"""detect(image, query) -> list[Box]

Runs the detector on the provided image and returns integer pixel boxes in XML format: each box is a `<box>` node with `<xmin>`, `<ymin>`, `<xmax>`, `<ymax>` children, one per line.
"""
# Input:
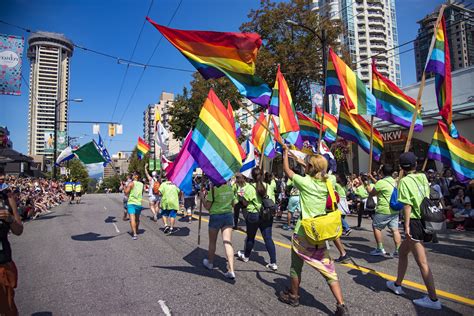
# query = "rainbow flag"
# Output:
<box><xmin>137</xmin><ymin>137</ymin><xmax>150</xmax><ymax>160</ymax></box>
<box><xmin>296</xmin><ymin>111</ymin><xmax>325</xmax><ymax>145</ymax></box>
<box><xmin>326</xmin><ymin>48</ymin><xmax>376</xmax><ymax>116</ymax></box>
<box><xmin>338</xmin><ymin>100</ymin><xmax>383</xmax><ymax>161</ymax></box>
<box><xmin>372</xmin><ymin>62</ymin><xmax>422</xmax><ymax>131</ymax></box>
<box><xmin>147</xmin><ymin>17</ymin><xmax>271</xmax><ymax>106</ymax></box>
<box><xmin>425</xmin><ymin>16</ymin><xmax>458</xmax><ymax>138</ymax></box>
<box><xmin>315</xmin><ymin>107</ymin><xmax>338</xmax><ymax>143</ymax></box>
<box><xmin>227</xmin><ymin>101</ymin><xmax>241</xmax><ymax>138</ymax></box>
<box><xmin>427</xmin><ymin>121</ymin><xmax>473</xmax><ymax>183</ymax></box>
<box><xmin>166</xmin><ymin>130</ymin><xmax>198</xmax><ymax>195</ymax></box>
<box><xmin>251</xmin><ymin>112</ymin><xmax>276</xmax><ymax>158</ymax></box>
<box><xmin>188</xmin><ymin>89</ymin><xmax>242</xmax><ymax>185</ymax></box>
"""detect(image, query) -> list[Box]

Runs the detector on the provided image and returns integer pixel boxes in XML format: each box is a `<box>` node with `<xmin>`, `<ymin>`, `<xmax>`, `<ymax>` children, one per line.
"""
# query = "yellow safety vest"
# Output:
<box><xmin>65</xmin><ymin>183</ymin><xmax>73</xmax><ymax>192</ymax></box>
<box><xmin>75</xmin><ymin>184</ymin><xmax>82</xmax><ymax>192</ymax></box>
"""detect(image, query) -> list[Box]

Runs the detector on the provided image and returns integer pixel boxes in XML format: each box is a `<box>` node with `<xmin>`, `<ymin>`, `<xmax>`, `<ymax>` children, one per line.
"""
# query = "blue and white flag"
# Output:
<box><xmin>97</xmin><ymin>134</ymin><xmax>112</xmax><ymax>166</ymax></box>
<box><xmin>240</xmin><ymin>139</ymin><xmax>256</xmax><ymax>178</ymax></box>
<box><xmin>55</xmin><ymin>146</ymin><xmax>76</xmax><ymax>165</ymax></box>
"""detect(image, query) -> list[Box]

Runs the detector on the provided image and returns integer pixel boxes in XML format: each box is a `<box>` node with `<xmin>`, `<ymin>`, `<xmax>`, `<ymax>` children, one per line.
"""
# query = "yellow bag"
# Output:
<box><xmin>301</xmin><ymin>179</ymin><xmax>343</xmax><ymax>244</ymax></box>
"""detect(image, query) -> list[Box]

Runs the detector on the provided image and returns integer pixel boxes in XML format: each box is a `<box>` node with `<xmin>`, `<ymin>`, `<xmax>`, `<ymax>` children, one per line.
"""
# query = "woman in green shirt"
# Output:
<box><xmin>279</xmin><ymin>146</ymin><xmax>348</xmax><ymax>315</ymax></box>
<box><xmin>200</xmin><ymin>182</ymin><xmax>236</xmax><ymax>280</ymax></box>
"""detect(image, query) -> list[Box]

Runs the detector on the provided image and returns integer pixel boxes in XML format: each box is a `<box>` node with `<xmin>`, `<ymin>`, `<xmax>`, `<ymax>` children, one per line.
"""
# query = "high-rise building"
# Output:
<box><xmin>312</xmin><ymin>0</ymin><xmax>401</xmax><ymax>86</ymax></box>
<box><xmin>27</xmin><ymin>32</ymin><xmax>73</xmax><ymax>164</ymax></box>
<box><xmin>103</xmin><ymin>151</ymin><xmax>130</xmax><ymax>178</ymax></box>
<box><xmin>414</xmin><ymin>1</ymin><xmax>474</xmax><ymax>82</ymax></box>
<box><xmin>143</xmin><ymin>92</ymin><xmax>180</xmax><ymax>158</ymax></box>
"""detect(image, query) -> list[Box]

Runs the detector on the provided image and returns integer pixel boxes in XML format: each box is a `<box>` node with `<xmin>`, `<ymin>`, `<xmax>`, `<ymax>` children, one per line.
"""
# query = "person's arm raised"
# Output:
<box><xmin>282</xmin><ymin>145</ymin><xmax>295</xmax><ymax>179</ymax></box>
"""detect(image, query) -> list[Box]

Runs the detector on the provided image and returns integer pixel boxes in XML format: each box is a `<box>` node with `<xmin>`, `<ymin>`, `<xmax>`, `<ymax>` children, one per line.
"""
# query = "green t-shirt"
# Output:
<box><xmin>206</xmin><ymin>184</ymin><xmax>234</xmax><ymax>215</ymax></box>
<box><xmin>292</xmin><ymin>174</ymin><xmax>336</xmax><ymax>236</ymax></box>
<box><xmin>243</xmin><ymin>183</ymin><xmax>262</xmax><ymax>213</ymax></box>
<box><xmin>334</xmin><ymin>183</ymin><xmax>346</xmax><ymax>198</ymax></box>
<box><xmin>233</xmin><ymin>182</ymin><xmax>249</xmax><ymax>204</ymax></box>
<box><xmin>354</xmin><ymin>184</ymin><xmax>371</xmax><ymax>199</ymax></box>
<box><xmin>266</xmin><ymin>179</ymin><xmax>277</xmax><ymax>203</ymax></box>
<box><xmin>374</xmin><ymin>176</ymin><xmax>397</xmax><ymax>215</ymax></box>
<box><xmin>398</xmin><ymin>173</ymin><xmax>430</xmax><ymax>219</ymax></box>
<box><xmin>286</xmin><ymin>178</ymin><xmax>300</xmax><ymax>196</ymax></box>
<box><xmin>159</xmin><ymin>181</ymin><xmax>180</xmax><ymax>211</ymax></box>
<box><xmin>128</xmin><ymin>181</ymin><xmax>143</xmax><ymax>206</ymax></box>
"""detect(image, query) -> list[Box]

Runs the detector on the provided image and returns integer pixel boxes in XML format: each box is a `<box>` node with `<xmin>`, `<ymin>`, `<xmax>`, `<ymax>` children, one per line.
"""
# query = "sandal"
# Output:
<box><xmin>278</xmin><ymin>288</ymin><xmax>300</xmax><ymax>307</ymax></box>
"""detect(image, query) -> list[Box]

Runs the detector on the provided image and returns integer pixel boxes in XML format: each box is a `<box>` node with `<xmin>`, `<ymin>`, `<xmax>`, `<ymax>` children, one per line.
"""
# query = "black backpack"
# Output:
<box><xmin>260</xmin><ymin>196</ymin><xmax>277</xmax><ymax>222</ymax></box>
<box><xmin>410</xmin><ymin>177</ymin><xmax>445</xmax><ymax>233</ymax></box>
<box><xmin>429</xmin><ymin>185</ymin><xmax>442</xmax><ymax>201</ymax></box>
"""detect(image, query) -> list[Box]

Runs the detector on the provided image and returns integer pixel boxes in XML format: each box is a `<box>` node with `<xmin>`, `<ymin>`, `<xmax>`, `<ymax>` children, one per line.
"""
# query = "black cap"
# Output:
<box><xmin>399</xmin><ymin>152</ymin><xmax>417</xmax><ymax>169</ymax></box>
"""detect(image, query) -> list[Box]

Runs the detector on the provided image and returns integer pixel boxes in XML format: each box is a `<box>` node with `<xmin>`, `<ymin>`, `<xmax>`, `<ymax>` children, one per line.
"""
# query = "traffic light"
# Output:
<box><xmin>108</xmin><ymin>124</ymin><xmax>115</xmax><ymax>137</ymax></box>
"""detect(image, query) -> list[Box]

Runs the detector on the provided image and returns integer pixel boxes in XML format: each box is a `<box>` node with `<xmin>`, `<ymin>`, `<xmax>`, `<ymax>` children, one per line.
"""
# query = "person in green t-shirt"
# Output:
<box><xmin>236</xmin><ymin>168</ymin><xmax>277</xmax><ymax>272</ymax></box>
<box><xmin>278</xmin><ymin>145</ymin><xmax>348</xmax><ymax>315</ymax></box>
<box><xmin>264</xmin><ymin>172</ymin><xmax>277</xmax><ymax>203</ymax></box>
<box><xmin>366</xmin><ymin>165</ymin><xmax>401</xmax><ymax>257</ymax></box>
<box><xmin>159</xmin><ymin>178</ymin><xmax>181</xmax><ymax>235</ymax></box>
<box><xmin>232</xmin><ymin>173</ymin><xmax>248</xmax><ymax>229</ymax></box>
<box><xmin>386</xmin><ymin>152</ymin><xmax>441</xmax><ymax>310</ymax></box>
<box><xmin>200</xmin><ymin>182</ymin><xmax>236</xmax><ymax>280</ymax></box>
<box><xmin>353</xmin><ymin>176</ymin><xmax>374</xmax><ymax>228</ymax></box>
<box><xmin>124</xmin><ymin>173</ymin><xmax>144</xmax><ymax>240</ymax></box>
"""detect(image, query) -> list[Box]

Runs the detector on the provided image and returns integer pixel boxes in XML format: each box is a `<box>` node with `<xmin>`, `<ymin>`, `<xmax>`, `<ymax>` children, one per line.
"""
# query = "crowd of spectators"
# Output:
<box><xmin>1</xmin><ymin>175</ymin><xmax>67</xmax><ymax>220</ymax></box>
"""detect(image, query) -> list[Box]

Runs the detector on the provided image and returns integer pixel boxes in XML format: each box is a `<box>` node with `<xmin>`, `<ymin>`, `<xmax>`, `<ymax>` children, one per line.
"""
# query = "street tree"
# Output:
<box><xmin>127</xmin><ymin>146</ymin><xmax>147</xmax><ymax>179</ymax></box>
<box><xmin>67</xmin><ymin>159</ymin><xmax>89</xmax><ymax>192</ymax></box>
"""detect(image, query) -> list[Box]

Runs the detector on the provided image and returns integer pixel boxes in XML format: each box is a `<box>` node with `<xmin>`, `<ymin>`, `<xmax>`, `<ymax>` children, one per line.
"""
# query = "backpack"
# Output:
<box><xmin>152</xmin><ymin>180</ymin><xmax>160</xmax><ymax>195</ymax></box>
<box><xmin>429</xmin><ymin>185</ymin><xmax>442</xmax><ymax>201</ymax></box>
<box><xmin>381</xmin><ymin>179</ymin><xmax>404</xmax><ymax>211</ymax></box>
<box><xmin>365</xmin><ymin>195</ymin><xmax>376</xmax><ymax>210</ymax></box>
<box><xmin>251</xmin><ymin>184</ymin><xmax>276</xmax><ymax>222</ymax></box>
<box><xmin>410</xmin><ymin>176</ymin><xmax>445</xmax><ymax>233</ymax></box>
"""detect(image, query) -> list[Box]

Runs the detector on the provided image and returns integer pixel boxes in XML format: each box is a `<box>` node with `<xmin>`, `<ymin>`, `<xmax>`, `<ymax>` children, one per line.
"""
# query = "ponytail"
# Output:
<box><xmin>251</xmin><ymin>167</ymin><xmax>267</xmax><ymax>197</ymax></box>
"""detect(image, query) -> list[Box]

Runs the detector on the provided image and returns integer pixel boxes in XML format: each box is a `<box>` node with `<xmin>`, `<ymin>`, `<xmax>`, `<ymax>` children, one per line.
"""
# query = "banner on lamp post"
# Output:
<box><xmin>310</xmin><ymin>83</ymin><xmax>323</xmax><ymax>119</ymax></box>
<box><xmin>57</xmin><ymin>131</ymin><xmax>67</xmax><ymax>151</ymax></box>
<box><xmin>0</xmin><ymin>34</ymin><xmax>24</xmax><ymax>96</ymax></box>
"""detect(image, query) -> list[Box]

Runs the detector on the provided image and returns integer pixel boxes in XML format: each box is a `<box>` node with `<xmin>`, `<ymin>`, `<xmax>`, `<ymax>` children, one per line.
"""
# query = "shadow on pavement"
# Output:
<box><xmin>71</xmin><ymin>232</ymin><xmax>115</xmax><ymax>241</ymax></box>
<box><xmin>344</xmin><ymin>242</ymin><xmax>394</xmax><ymax>264</ymax></box>
<box><xmin>424</xmin><ymin>242</ymin><xmax>474</xmax><ymax>261</ymax></box>
<box><xmin>104</xmin><ymin>216</ymin><xmax>117</xmax><ymax>223</ymax></box>
<box><xmin>31</xmin><ymin>312</ymin><xmax>53</xmax><ymax>316</ymax></box>
<box><xmin>33</xmin><ymin>214</ymin><xmax>71</xmax><ymax>221</ymax></box>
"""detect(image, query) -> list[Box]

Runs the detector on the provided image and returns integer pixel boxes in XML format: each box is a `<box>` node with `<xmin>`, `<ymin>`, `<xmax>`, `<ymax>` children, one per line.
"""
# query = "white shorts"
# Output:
<box><xmin>149</xmin><ymin>195</ymin><xmax>160</xmax><ymax>203</ymax></box>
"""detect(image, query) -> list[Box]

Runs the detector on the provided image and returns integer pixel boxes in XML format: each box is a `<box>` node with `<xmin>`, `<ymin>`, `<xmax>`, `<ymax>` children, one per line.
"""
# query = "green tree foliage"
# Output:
<box><xmin>127</xmin><ymin>146</ymin><xmax>148</xmax><ymax>179</ymax></box>
<box><xmin>66</xmin><ymin>159</ymin><xmax>89</xmax><ymax>192</ymax></box>
<box><xmin>98</xmin><ymin>175</ymin><xmax>122</xmax><ymax>193</ymax></box>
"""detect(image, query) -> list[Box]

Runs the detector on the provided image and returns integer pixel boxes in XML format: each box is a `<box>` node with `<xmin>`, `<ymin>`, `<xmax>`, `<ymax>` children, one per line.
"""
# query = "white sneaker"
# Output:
<box><xmin>370</xmin><ymin>248</ymin><xmax>387</xmax><ymax>256</ymax></box>
<box><xmin>224</xmin><ymin>271</ymin><xmax>235</xmax><ymax>279</ymax></box>
<box><xmin>386</xmin><ymin>281</ymin><xmax>405</xmax><ymax>295</ymax></box>
<box><xmin>202</xmin><ymin>258</ymin><xmax>213</xmax><ymax>270</ymax></box>
<box><xmin>413</xmin><ymin>295</ymin><xmax>442</xmax><ymax>310</ymax></box>
<box><xmin>266</xmin><ymin>263</ymin><xmax>278</xmax><ymax>271</ymax></box>
<box><xmin>237</xmin><ymin>251</ymin><xmax>249</xmax><ymax>262</ymax></box>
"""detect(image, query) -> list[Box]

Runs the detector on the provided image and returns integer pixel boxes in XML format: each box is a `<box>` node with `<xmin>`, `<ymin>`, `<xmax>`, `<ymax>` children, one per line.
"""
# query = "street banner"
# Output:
<box><xmin>116</xmin><ymin>124</ymin><xmax>123</xmax><ymax>135</ymax></box>
<box><xmin>149</xmin><ymin>159</ymin><xmax>155</xmax><ymax>170</ymax></box>
<box><xmin>43</xmin><ymin>130</ymin><xmax>55</xmax><ymax>153</ymax></box>
<box><xmin>310</xmin><ymin>83</ymin><xmax>323</xmax><ymax>118</ymax></box>
<box><xmin>0</xmin><ymin>34</ymin><xmax>24</xmax><ymax>96</ymax></box>
<box><xmin>57</xmin><ymin>131</ymin><xmax>67</xmax><ymax>151</ymax></box>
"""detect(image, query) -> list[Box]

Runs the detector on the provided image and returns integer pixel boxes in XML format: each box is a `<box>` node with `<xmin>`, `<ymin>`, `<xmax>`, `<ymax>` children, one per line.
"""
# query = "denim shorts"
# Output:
<box><xmin>372</xmin><ymin>213</ymin><xmax>399</xmax><ymax>230</ymax></box>
<box><xmin>161</xmin><ymin>209</ymin><xmax>177</xmax><ymax>218</ymax></box>
<box><xmin>127</xmin><ymin>204</ymin><xmax>142</xmax><ymax>215</ymax></box>
<box><xmin>209</xmin><ymin>213</ymin><xmax>233</xmax><ymax>230</ymax></box>
<box><xmin>287</xmin><ymin>196</ymin><xmax>300</xmax><ymax>213</ymax></box>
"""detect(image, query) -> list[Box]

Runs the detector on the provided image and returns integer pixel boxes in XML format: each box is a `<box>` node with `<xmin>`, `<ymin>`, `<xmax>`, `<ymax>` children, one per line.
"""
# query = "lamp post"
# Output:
<box><xmin>53</xmin><ymin>98</ymin><xmax>83</xmax><ymax>179</ymax></box>
<box><xmin>285</xmin><ymin>19</ymin><xmax>329</xmax><ymax>153</ymax></box>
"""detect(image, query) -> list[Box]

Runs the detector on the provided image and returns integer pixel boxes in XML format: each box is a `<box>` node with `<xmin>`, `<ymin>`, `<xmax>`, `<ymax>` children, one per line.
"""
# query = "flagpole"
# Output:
<box><xmin>318</xmin><ymin>37</ymin><xmax>329</xmax><ymax>154</ymax></box>
<box><xmin>259</xmin><ymin>111</ymin><xmax>270</xmax><ymax>171</ymax></box>
<box><xmin>197</xmin><ymin>177</ymin><xmax>205</xmax><ymax>246</ymax></box>
<box><xmin>368</xmin><ymin>116</ymin><xmax>374</xmax><ymax>174</ymax></box>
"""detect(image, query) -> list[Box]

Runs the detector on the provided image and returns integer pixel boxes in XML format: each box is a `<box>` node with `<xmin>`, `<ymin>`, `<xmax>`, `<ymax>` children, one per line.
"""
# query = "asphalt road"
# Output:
<box><xmin>10</xmin><ymin>193</ymin><xmax>474</xmax><ymax>315</ymax></box>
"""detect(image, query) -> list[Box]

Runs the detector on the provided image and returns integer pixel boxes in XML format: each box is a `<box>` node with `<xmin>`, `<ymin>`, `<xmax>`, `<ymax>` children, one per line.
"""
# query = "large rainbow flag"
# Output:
<box><xmin>147</xmin><ymin>17</ymin><xmax>271</xmax><ymax>106</ymax></box>
<box><xmin>372</xmin><ymin>62</ymin><xmax>423</xmax><ymax>131</ymax></box>
<box><xmin>137</xmin><ymin>137</ymin><xmax>150</xmax><ymax>160</ymax></box>
<box><xmin>315</xmin><ymin>107</ymin><xmax>338</xmax><ymax>143</ymax></box>
<box><xmin>338</xmin><ymin>100</ymin><xmax>383</xmax><ymax>161</ymax></box>
<box><xmin>227</xmin><ymin>101</ymin><xmax>241</xmax><ymax>138</ymax></box>
<box><xmin>188</xmin><ymin>89</ymin><xmax>243</xmax><ymax>185</ymax></box>
<box><xmin>425</xmin><ymin>16</ymin><xmax>458</xmax><ymax>138</ymax></box>
<box><xmin>326</xmin><ymin>48</ymin><xmax>376</xmax><ymax>116</ymax></box>
<box><xmin>166</xmin><ymin>130</ymin><xmax>198</xmax><ymax>195</ymax></box>
<box><xmin>427</xmin><ymin>121</ymin><xmax>473</xmax><ymax>183</ymax></box>
<box><xmin>251</xmin><ymin>112</ymin><xmax>276</xmax><ymax>158</ymax></box>
<box><xmin>296</xmin><ymin>111</ymin><xmax>325</xmax><ymax>145</ymax></box>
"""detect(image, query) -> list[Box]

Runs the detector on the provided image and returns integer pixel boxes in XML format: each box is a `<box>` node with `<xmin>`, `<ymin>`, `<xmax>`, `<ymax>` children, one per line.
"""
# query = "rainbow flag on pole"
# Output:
<box><xmin>338</xmin><ymin>100</ymin><xmax>383</xmax><ymax>161</ymax></box>
<box><xmin>425</xmin><ymin>16</ymin><xmax>458</xmax><ymax>138</ymax></box>
<box><xmin>251</xmin><ymin>112</ymin><xmax>276</xmax><ymax>158</ymax></box>
<box><xmin>137</xmin><ymin>137</ymin><xmax>150</xmax><ymax>160</ymax></box>
<box><xmin>166</xmin><ymin>130</ymin><xmax>198</xmax><ymax>195</ymax></box>
<box><xmin>427</xmin><ymin>121</ymin><xmax>473</xmax><ymax>183</ymax></box>
<box><xmin>326</xmin><ymin>48</ymin><xmax>376</xmax><ymax>115</ymax></box>
<box><xmin>296</xmin><ymin>111</ymin><xmax>325</xmax><ymax>145</ymax></box>
<box><xmin>188</xmin><ymin>89</ymin><xmax>243</xmax><ymax>185</ymax></box>
<box><xmin>147</xmin><ymin>17</ymin><xmax>271</xmax><ymax>106</ymax></box>
<box><xmin>315</xmin><ymin>107</ymin><xmax>338</xmax><ymax>143</ymax></box>
<box><xmin>227</xmin><ymin>101</ymin><xmax>241</xmax><ymax>138</ymax></box>
<box><xmin>372</xmin><ymin>61</ymin><xmax>423</xmax><ymax>131</ymax></box>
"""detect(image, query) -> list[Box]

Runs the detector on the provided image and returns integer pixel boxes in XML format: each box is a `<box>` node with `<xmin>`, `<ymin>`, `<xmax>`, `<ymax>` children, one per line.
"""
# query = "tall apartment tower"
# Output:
<box><xmin>27</xmin><ymin>32</ymin><xmax>73</xmax><ymax>162</ymax></box>
<box><xmin>143</xmin><ymin>92</ymin><xmax>180</xmax><ymax>158</ymax></box>
<box><xmin>414</xmin><ymin>1</ymin><xmax>474</xmax><ymax>82</ymax></box>
<box><xmin>312</xmin><ymin>0</ymin><xmax>401</xmax><ymax>86</ymax></box>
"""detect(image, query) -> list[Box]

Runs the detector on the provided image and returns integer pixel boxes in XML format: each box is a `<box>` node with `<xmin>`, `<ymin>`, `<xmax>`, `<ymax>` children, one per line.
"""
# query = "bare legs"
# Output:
<box><xmin>129</xmin><ymin>214</ymin><xmax>138</xmax><ymax>236</ymax></box>
<box><xmin>207</xmin><ymin>226</ymin><xmax>234</xmax><ymax>273</ymax></box>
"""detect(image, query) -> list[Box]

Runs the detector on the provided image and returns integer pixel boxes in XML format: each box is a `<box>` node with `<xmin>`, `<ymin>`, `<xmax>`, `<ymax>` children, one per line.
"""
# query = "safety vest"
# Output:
<box><xmin>65</xmin><ymin>182</ymin><xmax>73</xmax><ymax>192</ymax></box>
<box><xmin>75</xmin><ymin>183</ymin><xmax>82</xmax><ymax>192</ymax></box>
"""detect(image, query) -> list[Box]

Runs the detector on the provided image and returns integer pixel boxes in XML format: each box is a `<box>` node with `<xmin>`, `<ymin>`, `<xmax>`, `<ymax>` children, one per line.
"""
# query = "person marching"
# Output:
<box><xmin>367</xmin><ymin>164</ymin><xmax>402</xmax><ymax>257</ymax></box>
<box><xmin>74</xmin><ymin>180</ymin><xmax>83</xmax><ymax>204</ymax></box>
<box><xmin>144</xmin><ymin>164</ymin><xmax>161</xmax><ymax>222</ymax></box>
<box><xmin>283</xmin><ymin>174</ymin><xmax>300</xmax><ymax>231</ymax></box>
<box><xmin>124</xmin><ymin>173</ymin><xmax>144</xmax><ymax>240</ymax></box>
<box><xmin>64</xmin><ymin>179</ymin><xmax>74</xmax><ymax>204</ymax></box>
<box><xmin>200</xmin><ymin>181</ymin><xmax>236</xmax><ymax>279</ymax></box>
<box><xmin>159</xmin><ymin>176</ymin><xmax>181</xmax><ymax>235</ymax></box>
<box><xmin>279</xmin><ymin>146</ymin><xmax>348</xmax><ymax>315</ymax></box>
<box><xmin>119</xmin><ymin>175</ymin><xmax>132</xmax><ymax>221</ymax></box>
<box><xmin>386</xmin><ymin>152</ymin><xmax>441</xmax><ymax>309</ymax></box>
<box><xmin>237</xmin><ymin>167</ymin><xmax>278</xmax><ymax>271</ymax></box>
<box><xmin>232</xmin><ymin>173</ymin><xmax>248</xmax><ymax>230</ymax></box>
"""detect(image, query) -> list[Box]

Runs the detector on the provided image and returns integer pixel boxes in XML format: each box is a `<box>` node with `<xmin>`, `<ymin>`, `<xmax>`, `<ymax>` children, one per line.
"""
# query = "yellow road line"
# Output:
<box><xmin>192</xmin><ymin>214</ymin><xmax>474</xmax><ymax>307</ymax></box>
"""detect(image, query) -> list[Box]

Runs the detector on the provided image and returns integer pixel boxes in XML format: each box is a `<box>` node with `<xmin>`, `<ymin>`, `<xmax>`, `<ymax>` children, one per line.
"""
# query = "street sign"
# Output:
<box><xmin>93</xmin><ymin>124</ymin><xmax>100</xmax><ymax>134</ymax></box>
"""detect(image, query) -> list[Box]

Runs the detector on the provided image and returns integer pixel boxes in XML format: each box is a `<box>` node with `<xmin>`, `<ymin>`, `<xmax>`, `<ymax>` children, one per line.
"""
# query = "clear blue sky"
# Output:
<box><xmin>1</xmin><ymin>0</ymin><xmax>447</xmax><ymax>164</ymax></box>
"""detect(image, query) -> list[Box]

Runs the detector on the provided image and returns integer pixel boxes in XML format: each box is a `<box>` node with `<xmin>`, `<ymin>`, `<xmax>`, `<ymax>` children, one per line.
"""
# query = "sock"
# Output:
<box><xmin>396</xmin><ymin>244</ymin><xmax>400</xmax><ymax>251</ymax></box>
<box><xmin>377</xmin><ymin>242</ymin><xmax>384</xmax><ymax>250</ymax></box>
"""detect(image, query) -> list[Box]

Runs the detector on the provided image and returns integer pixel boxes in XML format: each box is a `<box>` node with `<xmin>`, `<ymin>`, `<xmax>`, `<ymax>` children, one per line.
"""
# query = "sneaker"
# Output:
<box><xmin>132</xmin><ymin>234</ymin><xmax>138</xmax><ymax>240</ymax></box>
<box><xmin>393</xmin><ymin>250</ymin><xmax>399</xmax><ymax>258</ymax></box>
<box><xmin>412</xmin><ymin>295</ymin><xmax>442</xmax><ymax>310</ymax></box>
<box><xmin>386</xmin><ymin>281</ymin><xmax>405</xmax><ymax>295</ymax></box>
<box><xmin>152</xmin><ymin>214</ymin><xmax>158</xmax><ymax>222</ymax></box>
<box><xmin>282</xmin><ymin>224</ymin><xmax>290</xmax><ymax>231</ymax></box>
<box><xmin>278</xmin><ymin>289</ymin><xmax>300</xmax><ymax>307</ymax></box>
<box><xmin>335</xmin><ymin>303</ymin><xmax>349</xmax><ymax>316</ymax></box>
<box><xmin>224</xmin><ymin>271</ymin><xmax>235</xmax><ymax>279</ymax></box>
<box><xmin>202</xmin><ymin>258</ymin><xmax>213</xmax><ymax>270</ymax></box>
<box><xmin>166</xmin><ymin>227</ymin><xmax>178</xmax><ymax>235</ymax></box>
<box><xmin>266</xmin><ymin>263</ymin><xmax>278</xmax><ymax>271</ymax></box>
<box><xmin>237</xmin><ymin>250</ymin><xmax>249</xmax><ymax>262</ymax></box>
<box><xmin>163</xmin><ymin>226</ymin><xmax>170</xmax><ymax>234</ymax></box>
<box><xmin>335</xmin><ymin>253</ymin><xmax>351</xmax><ymax>264</ymax></box>
<box><xmin>343</xmin><ymin>228</ymin><xmax>352</xmax><ymax>236</ymax></box>
<box><xmin>370</xmin><ymin>248</ymin><xmax>387</xmax><ymax>256</ymax></box>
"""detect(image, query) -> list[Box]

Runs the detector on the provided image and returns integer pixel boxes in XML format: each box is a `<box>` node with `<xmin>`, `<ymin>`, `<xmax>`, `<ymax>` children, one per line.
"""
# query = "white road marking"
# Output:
<box><xmin>112</xmin><ymin>223</ymin><xmax>120</xmax><ymax>233</ymax></box>
<box><xmin>158</xmin><ymin>300</ymin><xmax>171</xmax><ymax>316</ymax></box>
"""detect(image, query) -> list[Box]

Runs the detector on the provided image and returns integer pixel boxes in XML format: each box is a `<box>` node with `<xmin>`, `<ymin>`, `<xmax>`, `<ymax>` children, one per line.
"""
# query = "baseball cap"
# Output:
<box><xmin>399</xmin><ymin>152</ymin><xmax>417</xmax><ymax>169</ymax></box>
<box><xmin>427</xmin><ymin>169</ymin><xmax>435</xmax><ymax>173</ymax></box>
